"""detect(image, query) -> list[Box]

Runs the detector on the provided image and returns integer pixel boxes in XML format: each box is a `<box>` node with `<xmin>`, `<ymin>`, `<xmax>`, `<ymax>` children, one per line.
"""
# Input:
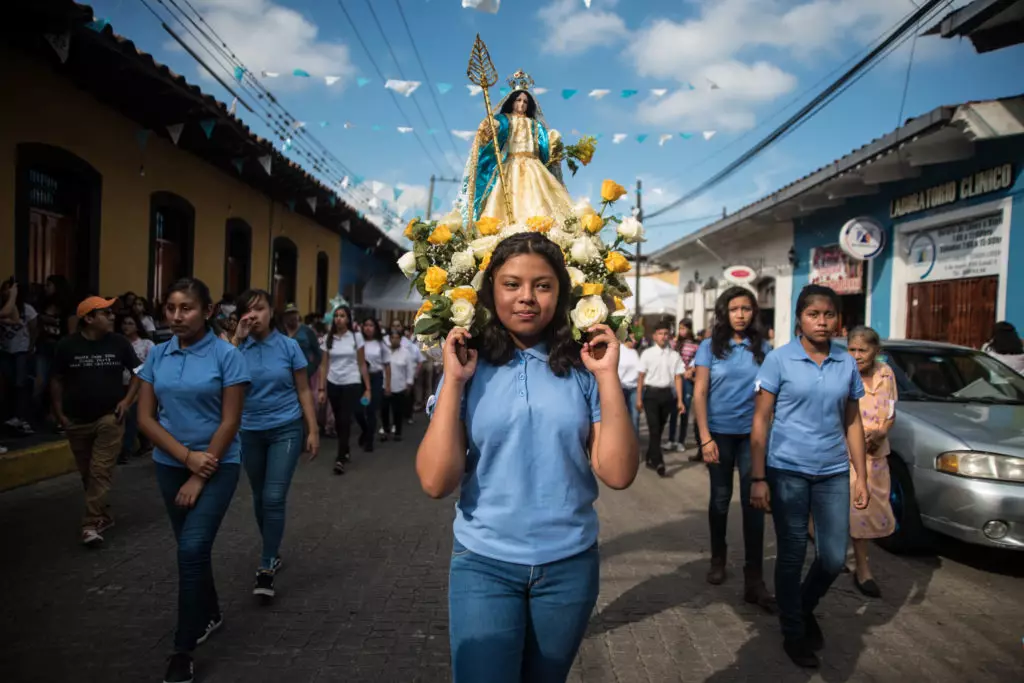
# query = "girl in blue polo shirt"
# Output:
<box><xmin>417</xmin><ymin>232</ymin><xmax>639</xmax><ymax>683</ymax></box>
<box><xmin>137</xmin><ymin>278</ymin><xmax>250</xmax><ymax>683</ymax></box>
<box><xmin>750</xmin><ymin>284</ymin><xmax>869</xmax><ymax>670</ymax></box>
<box><xmin>230</xmin><ymin>290</ymin><xmax>319</xmax><ymax>601</ymax></box>
<box><xmin>692</xmin><ymin>286</ymin><xmax>774</xmax><ymax>610</ymax></box>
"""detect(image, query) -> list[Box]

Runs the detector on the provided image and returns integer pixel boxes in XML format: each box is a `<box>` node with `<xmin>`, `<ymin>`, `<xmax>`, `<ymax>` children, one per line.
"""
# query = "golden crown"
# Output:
<box><xmin>506</xmin><ymin>70</ymin><xmax>535</xmax><ymax>91</ymax></box>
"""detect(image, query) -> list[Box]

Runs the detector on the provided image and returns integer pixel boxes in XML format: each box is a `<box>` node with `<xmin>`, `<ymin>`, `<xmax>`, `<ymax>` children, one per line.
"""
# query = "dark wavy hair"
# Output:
<box><xmin>794</xmin><ymin>284</ymin><xmax>841</xmax><ymax>337</ymax></box>
<box><xmin>235</xmin><ymin>289</ymin><xmax>276</xmax><ymax>329</ymax></box>
<box><xmin>989</xmin><ymin>321</ymin><xmax>1023</xmax><ymax>355</ymax></box>
<box><xmin>477</xmin><ymin>232</ymin><xmax>581</xmax><ymax>377</ymax></box>
<box><xmin>710</xmin><ymin>286</ymin><xmax>766</xmax><ymax>364</ymax></box>
<box><xmin>325</xmin><ymin>304</ymin><xmax>354</xmax><ymax>351</ymax></box>
<box><xmin>499</xmin><ymin>90</ymin><xmax>538</xmax><ymax>119</ymax></box>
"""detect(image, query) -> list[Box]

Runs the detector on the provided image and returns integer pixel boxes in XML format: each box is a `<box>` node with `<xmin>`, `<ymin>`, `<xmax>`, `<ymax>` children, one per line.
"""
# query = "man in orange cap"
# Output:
<box><xmin>51</xmin><ymin>296</ymin><xmax>142</xmax><ymax>546</ymax></box>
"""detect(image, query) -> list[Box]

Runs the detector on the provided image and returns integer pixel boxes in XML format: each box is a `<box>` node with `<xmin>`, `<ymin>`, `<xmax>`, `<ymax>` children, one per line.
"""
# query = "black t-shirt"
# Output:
<box><xmin>53</xmin><ymin>332</ymin><xmax>140</xmax><ymax>422</ymax></box>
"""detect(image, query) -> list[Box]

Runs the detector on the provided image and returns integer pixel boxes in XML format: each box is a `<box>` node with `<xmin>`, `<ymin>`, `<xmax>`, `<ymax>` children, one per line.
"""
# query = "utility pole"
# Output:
<box><xmin>425</xmin><ymin>174</ymin><xmax>460</xmax><ymax>220</ymax></box>
<box><xmin>634</xmin><ymin>178</ymin><xmax>643</xmax><ymax>326</ymax></box>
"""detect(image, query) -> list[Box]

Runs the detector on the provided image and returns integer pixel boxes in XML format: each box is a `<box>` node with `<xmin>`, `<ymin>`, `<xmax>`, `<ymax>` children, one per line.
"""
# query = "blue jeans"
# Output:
<box><xmin>768</xmin><ymin>467</ymin><xmax>850</xmax><ymax>641</ymax></box>
<box><xmin>121</xmin><ymin>403</ymin><xmax>139</xmax><ymax>458</ymax></box>
<box><xmin>668</xmin><ymin>379</ymin><xmax>693</xmax><ymax>444</ymax></box>
<box><xmin>156</xmin><ymin>463</ymin><xmax>240</xmax><ymax>653</ymax></box>
<box><xmin>449</xmin><ymin>539</ymin><xmax>599</xmax><ymax>683</ymax></box>
<box><xmin>622</xmin><ymin>387</ymin><xmax>638</xmax><ymax>436</ymax></box>
<box><xmin>241</xmin><ymin>419</ymin><xmax>304</xmax><ymax>569</ymax></box>
<box><xmin>707</xmin><ymin>433</ymin><xmax>765</xmax><ymax>570</ymax></box>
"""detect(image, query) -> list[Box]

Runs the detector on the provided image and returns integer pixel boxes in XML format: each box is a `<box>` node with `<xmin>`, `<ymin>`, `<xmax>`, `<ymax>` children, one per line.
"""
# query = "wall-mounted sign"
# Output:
<box><xmin>905</xmin><ymin>212</ymin><xmax>1005</xmax><ymax>283</ymax></box>
<box><xmin>810</xmin><ymin>245</ymin><xmax>864</xmax><ymax>295</ymax></box>
<box><xmin>722</xmin><ymin>265</ymin><xmax>757</xmax><ymax>285</ymax></box>
<box><xmin>839</xmin><ymin>216</ymin><xmax>886</xmax><ymax>260</ymax></box>
<box><xmin>889</xmin><ymin>163</ymin><xmax>1014</xmax><ymax>219</ymax></box>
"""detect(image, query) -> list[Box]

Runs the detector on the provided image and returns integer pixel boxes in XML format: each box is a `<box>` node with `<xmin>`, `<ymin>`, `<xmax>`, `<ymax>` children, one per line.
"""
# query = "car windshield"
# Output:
<box><xmin>882</xmin><ymin>347</ymin><xmax>1024</xmax><ymax>405</ymax></box>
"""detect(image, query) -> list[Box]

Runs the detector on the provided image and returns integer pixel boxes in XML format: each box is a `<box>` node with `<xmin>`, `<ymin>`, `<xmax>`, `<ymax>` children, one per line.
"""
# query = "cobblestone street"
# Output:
<box><xmin>1</xmin><ymin>422</ymin><xmax>1022</xmax><ymax>683</ymax></box>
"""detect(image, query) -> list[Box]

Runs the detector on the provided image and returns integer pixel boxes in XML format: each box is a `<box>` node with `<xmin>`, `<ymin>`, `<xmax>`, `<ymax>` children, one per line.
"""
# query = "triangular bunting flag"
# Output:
<box><xmin>368</xmin><ymin>198</ymin><xmax>380</xmax><ymax>209</ymax></box>
<box><xmin>394</xmin><ymin>188</ymin><xmax>404</xmax><ymax>202</ymax></box>
<box><xmin>199</xmin><ymin>118</ymin><xmax>216</xmax><ymax>139</ymax></box>
<box><xmin>584</xmin><ymin>0</ymin><xmax>592</xmax><ymax>7</ymax></box>
<box><xmin>371</xmin><ymin>181</ymin><xmax>386</xmax><ymax>196</ymax></box>
<box><xmin>588</xmin><ymin>89</ymin><xmax>610</xmax><ymax>100</ymax></box>
<box><xmin>462</xmin><ymin>0</ymin><xmax>501</xmax><ymax>14</ymax></box>
<box><xmin>281</xmin><ymin>138</ymin><xmax>293</xmax><ymax>152</ymax></box>
<box><xmin>319</xmin><ymin>121</ymin><xmax>329</xmax><ymax>128</ymax></box>
<box><xmin>166</xmin><ymin>123</ymin><xmax>184</xmax><ymax>146</ymax></box>
<box><xmin>612</xmin><ymin>133</ymin><xmax>627</xmax><ymax>144</ymax></box>
<box><xmin>433</xmin><ymin>197</ymin><xmax>441</xmax><ymax>210</ymax></box>
<box><xmin>45</xmin><ymin>32</ymin><xmax>71</xmax><ymax>63</ymax></box>
<box><xmin>650</xmin><ymin>89</ymin><xmax>667</xmax><ymax>97</ymax></box>
<box><xmin>292</xmin><ymin>121</ymin><xmax>306</xmax><ymax>130</ymax></box>
<box><xmin>561</xmin><ymin>89</ymin><xmax>577</xmax><ymax>100</ymax></box>
<box><xmin>231</xmin><ymin>157</ymin><xmax>244</xmax><ymax>174</ymax></box>
<box><xmin>229</xmin><ymin>98</ymin><xmax>237</xmax><ymax>115</ymax></box>
<box><xmin>397</xmin><ymin>127</ymin><xmax>414</xmax><ymax>134</ymax></box>
<box><xmin>385</xmin><ymin>79</ymin><xmax>421</xmax><ymax>97</ymax></box>
<box><xmin>341</xmin><ymin>220</ymin><xmax>351</xmax><ymax>232</ymax></box>
<box><xmin>658</xmin><ymin>134</ymin><xmax>672</xmax><ymax>147</ymax></box>
<box><xmin>703</xmin><ymin>130</ymin><xmax>717</xmax><ymax>140</ymax></box>
<box><xmin>343</xmin><ymin>122</ymin><xmax>354</xmax><ymax>129</ymax></box>
<box><xmin>261</xmin><ymin>71</ymin><xmax>279</xmax><ymax>78</ymax></box>
<box><xmin>452</xmin><ymin>130</ymin><xmax>475</xmax><ymax>141</ymax></box>
<box><xmin>258</xmin><ymin>155</ymin><xmax>272</xmax><ymax>175</ymax></box>
<box><xmin>324</xmin><ymin>75</ymin><xmax>340</xmax><ymax>86</ymax></box>
<box><xmin>307</xmin><ymin>196</ymin><xmax>317</xmax><ymax>213</ymax></box>
<box><xmin>287</xmin><ymin>199</ymin><xmax>296</xmax><ymax>212</ymax></box>
<box><xmin>292</xmin><ymin>69</ymin><xmax>310</xmax><ymax>77</ymax></box>
<box><xmin>357</xmin><ymin>77</ymin><xmax>371</xmax><ymax>87</ymax></box>
<box><xmin>358</xmin><ymin>212</ymin><xmax>365</xmax><ymax>220</ymax></box>
<box><xmin>679</xmin><ymin>132</ymin><xmax>693</xmax><ymax>139</ymax></box>
<box><xmin>341</xmin><ymin>176</ymin><xmax>351</xmax><ymax>189</ymax></box>
<box><xmin>687</xmin><ymin>82</ymin><xmax>696</xmax><ymax>91</ymax></box>
<box><xmin>621</xmin><ymin>89</ymin><xmax>638</xmax><ymax>99</ymax></box>
<box><xmin>707</xmin><ymin>79</ymin><xmax>720</xmax><ymax>90</ymax></box>
<box><xmin>467</xmin><ymin>85</ymin><xmax>483</xmax><ymax>96</ymax></box>
<box><xmin>636</xmin><ymin>134</ymin><xmax>649</xmax><ymax>144</ymax></box>
<box><xmin>426</xmin><ymin>128</ymin><xmax>437</xmax><ymax>135</ymax></box>
<box><xmin>533</xmin><ymin>87</ymin><xmax>548</xmax><ymax>95</ymax></box>
<box><xmin>233</xmin><ymin>66</ymin><xmax>244</xmax><ymax>82</ymax></box>
<box><xmin>136</xmin><ymin>129</ymin><xmax>151</xmax><ymax>151</ymax></box>
<box><xmin>499</xmin><ymin>87</ymin><xmax>511</xmax><ymax>98</ymax></box>
<box><xmin>328</xmin><ymin>196</ymin><xmax>337</xmax><ymax>208</ymax></box>
<box><xmin>352</xmin><ymin>175</ymin><xmax>364</xmax><ymax>186</ymax></box>
<box><xmin>85</xmin><ymin>18</ymin><xmax>108</xmax><ymax>32</ymax></box>
<box><xmin>437</xmin><ymin>82</ymin><xmax>453</xmax><ymax>94</ymax></box>
<box><xmin>371</xmin><ymin>125</ymin><xmax>381</xmax><ymax>132</ymax></box>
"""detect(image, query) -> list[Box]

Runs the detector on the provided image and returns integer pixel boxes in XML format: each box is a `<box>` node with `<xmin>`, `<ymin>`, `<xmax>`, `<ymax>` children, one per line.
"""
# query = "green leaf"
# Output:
<box><xmin>572</xmin><ymin>326</ymin><xmax>582</xmax><ymax>342</ymax></box>
<box><xmin>414</xmin><ymin>316</ymin><xmax>442</xmax><ymax>336</ymax></box>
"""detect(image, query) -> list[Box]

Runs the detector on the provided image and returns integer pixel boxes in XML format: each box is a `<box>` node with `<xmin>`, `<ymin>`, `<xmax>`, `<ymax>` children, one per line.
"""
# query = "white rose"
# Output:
<box><xmin>397</xmin><ymin>251</ymin><xmax>417</xmax><ymax>278</ymax></box>
<box><xmin>450</xmin><ymin>298</ymin><xmax>475</xmax><ymax>328</ymax></box>
<box><xmin>617</xmin><ymin>217</ymin><xmax>645</xmax><ymax>244</ymax></box>
<box><xmin>437</xmin><ymin>209</ymin><xmax>463</xmax><ymax>231</ymax></box>
<box><xmin>450</xmin><ymin>248</ymin><xmax>476</xmax><ymax>273</ymax></box>
<box><xmin>499</xmin><ymin>223</ymin><xmax>528</xmax><ymax>241</ymax></box>
<box><xmin>570</xmin><ymin>295</ymin><xmax>609</xmax><ymax>330</ymax></box>
<box><xmin>548</xmin><ymin>227</ymin><xmax>575</xmax><ymax>249</ymax></box>
<box><xmin>566</xmin><ymin>266</ymin><xmax>586</xmax><ymax>289</ymax></box>
<box><xmin>573</xmin><ymin>197</ymin><xmax>597</xmax><ymax>218</ymax></box>
<box><xmin>470</xmin><ymin>269</ymin><xmax>485</xmax><ymax>291</ymax></box>
<box><xmin>470</xmin><ymin>235</ymin><xmax>499</xmax><ymax>257</ymax></box>
<box><xmin>569</xmin><ymin>235</ymin><xmax>601</xmax><ymax>264</ymax></box>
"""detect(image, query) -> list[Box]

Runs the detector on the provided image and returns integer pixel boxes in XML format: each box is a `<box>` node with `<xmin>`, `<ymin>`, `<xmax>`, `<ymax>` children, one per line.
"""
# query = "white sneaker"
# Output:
<box><xmin>0</xmin><ymin>444</ymin><xmax>8</xmax><ymax>454</ymax></box>
<box><xmin>82</xmin><ymin>528</ymin><xmax>103</xmax><ymax>546</ymax></box>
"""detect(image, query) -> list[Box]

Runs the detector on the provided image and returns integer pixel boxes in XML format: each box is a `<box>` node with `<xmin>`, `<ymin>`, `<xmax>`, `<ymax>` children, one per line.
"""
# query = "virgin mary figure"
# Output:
<box><xmin>458</xmin><ymin>70</ymin><xmax>575</xmax><ymax>226</ymax></box>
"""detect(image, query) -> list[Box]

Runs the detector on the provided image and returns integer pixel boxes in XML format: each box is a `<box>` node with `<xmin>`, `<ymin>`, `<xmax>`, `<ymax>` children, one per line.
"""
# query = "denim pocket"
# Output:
<box><xmin>451</xmin><ymin>537</ymin><xmax>472</xmax><ymax>557</ymax></box>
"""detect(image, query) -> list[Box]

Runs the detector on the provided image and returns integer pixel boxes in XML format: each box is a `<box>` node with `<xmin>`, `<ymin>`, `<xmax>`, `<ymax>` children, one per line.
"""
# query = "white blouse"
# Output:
<box><xmin>321</xmin><ymin>331</ymin><xmax>365</xmax><ymax>386</ymax></box>
<box><xmin>362</xmin><ymin>338</ymin><xmax>392</xmax><ymax>374</ymax></box>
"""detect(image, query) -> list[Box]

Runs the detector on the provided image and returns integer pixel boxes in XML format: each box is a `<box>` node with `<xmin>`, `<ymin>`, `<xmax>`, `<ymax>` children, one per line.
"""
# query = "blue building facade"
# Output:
<box><xmin>791</xmin><ymin>138</ymin><xmax>1023</xmax><ymax>348</ymax></box>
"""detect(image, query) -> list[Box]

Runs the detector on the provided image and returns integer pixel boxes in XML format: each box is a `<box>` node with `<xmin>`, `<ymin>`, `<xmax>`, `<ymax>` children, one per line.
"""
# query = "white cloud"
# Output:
<box><xmin>177</xmin><ymin>0</ymin><xmax>356</xmax><ymax>89</ymax></box>
<box><xmin>537</xmin><ymin>0</ymin><xmax>629</xmax><ymax>55</ymax></box>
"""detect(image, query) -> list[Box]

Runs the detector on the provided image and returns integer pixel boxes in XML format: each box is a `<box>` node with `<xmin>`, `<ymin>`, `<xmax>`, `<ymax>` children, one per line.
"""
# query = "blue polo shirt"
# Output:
<box><xmin>239</xmin><ymin>330</ymin><xmax>306</xmax><ymax>431</ymax></box>
<box><xmin>694</xmin><ymin>337</ymin><xmax>772</xmax><ymax>435</ymax></box>
<box><xmin>138</xmin><ymin>330</ymin><xmax>251</xmax><ymax>468</ymax></box>
<box><xmin>430</xmin><ymin>344</ymin><xmax>602</xmax><ymax>566</ymax></box>
<box><xmin>755</xmin><ymin>338</ymin><xmax>865</xmax><ymax>476</ymax></box>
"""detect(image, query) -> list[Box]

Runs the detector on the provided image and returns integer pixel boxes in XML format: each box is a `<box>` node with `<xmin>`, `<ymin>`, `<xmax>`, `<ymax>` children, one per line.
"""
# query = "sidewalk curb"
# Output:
<box><xmin>0</xmin><ymin>440</ymin><xmax>75</xmax><ymax>492</ymax></box>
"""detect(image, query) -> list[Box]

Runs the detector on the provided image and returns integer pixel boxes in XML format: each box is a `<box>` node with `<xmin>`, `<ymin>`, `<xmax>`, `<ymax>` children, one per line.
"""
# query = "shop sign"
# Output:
<box><xmin>889</xmin><ymin>163</ymin><xmax>1014</xmax><ymax>219</ymax></box>
<box><xmin>722</xmin><ymin>265</ymin><xmax>757</xmax><ymax>285</ymax></box>
<box><xmin>905</xmin><ymin>213</ymin><xmax>1004</xmax><ymax>282</ymax></box>
<box><xmin>810</xmin><ymin>246</ymin><xmax>864</xmax><ymax>295</ymax></box>
<box><xmin>838</xmin><ymin>217</ymin><xmax>885</xmax><ymax>260</ymax></box>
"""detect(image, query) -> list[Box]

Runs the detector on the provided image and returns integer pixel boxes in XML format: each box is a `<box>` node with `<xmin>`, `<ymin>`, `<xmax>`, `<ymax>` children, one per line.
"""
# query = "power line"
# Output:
<box><xmin>646</xmin><ymin>0</ymin><xmax>950</xmax><ymax>220</ymax></box>
<box><xmin>392</xmin><ymin>0</ymin><xmax>464</xmax><ymax>160</ymax></box>
<box><xmin>334</xmin><ymin>0</ymin><xmax>447</xmax><ymax>175</ymax></box>
<box><xmin>643</xmin><ymin>213</ymin><xmax>722</xmax><ymax>229</ymax></box>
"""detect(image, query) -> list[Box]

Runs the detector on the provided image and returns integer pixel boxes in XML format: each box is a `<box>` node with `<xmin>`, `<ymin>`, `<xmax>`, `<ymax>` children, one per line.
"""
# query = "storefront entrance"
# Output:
<box><xmin>907</xmin><ymin>275</ymin><xmax>997</xmax><ymax>349</ymax></box>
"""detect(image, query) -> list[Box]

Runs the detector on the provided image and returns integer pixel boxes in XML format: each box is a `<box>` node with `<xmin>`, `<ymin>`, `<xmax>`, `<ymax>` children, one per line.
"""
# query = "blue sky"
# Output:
<box><xmin>90</xmin><ymin>0</ymin><xmax>1024</xmax><ymax>250</ymax></box>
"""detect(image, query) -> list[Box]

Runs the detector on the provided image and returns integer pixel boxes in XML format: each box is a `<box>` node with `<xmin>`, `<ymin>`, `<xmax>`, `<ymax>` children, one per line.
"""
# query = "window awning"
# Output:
<box><xmin>622</xmin><ymin>276</ymin><xmax>678</xmax><ymax>316</ymax></box>
<box><xmin>361</xmin><ymin>273</ymin><xmax>422</xmax><ymax>312</ymax></box>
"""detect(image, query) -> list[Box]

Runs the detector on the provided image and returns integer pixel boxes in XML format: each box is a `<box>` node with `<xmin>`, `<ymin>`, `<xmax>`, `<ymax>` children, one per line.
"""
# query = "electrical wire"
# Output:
<box><xmin>646</xmin><ymin>0</ymin><xmax>951</xmax><ymax>221</ymax></box>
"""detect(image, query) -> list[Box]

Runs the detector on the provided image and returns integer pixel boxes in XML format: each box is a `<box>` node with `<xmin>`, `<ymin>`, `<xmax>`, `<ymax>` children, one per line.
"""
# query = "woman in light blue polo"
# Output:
<box><xmin>692</xmin><ymin>286</ymin><xmax>774</xmax><ymax>609</ymax></box>
<box><xmin>417</xmin><ymin>233</ymin><xmax>638</xmax><ymax>683</ymax></box>
<box><xmin>230</xmin><ymin>289</ymin><xmax>319</xmax><ymax>601</ymax></box>
<box><xmin>750</xmin><ymin>284</ymin><xmax>869</xmax><ymax>670</ymax></box>
<box><xmin>137</xmin><ymin>278</ymin><xmax>250</xmax><ymax>683</ymax></box>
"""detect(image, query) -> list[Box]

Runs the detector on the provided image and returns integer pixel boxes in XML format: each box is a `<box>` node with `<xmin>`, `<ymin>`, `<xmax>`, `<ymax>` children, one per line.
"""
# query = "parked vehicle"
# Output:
<box><xmin>834</xmin><ymin>339</ymin><xmax>1024</xmax><ymax>553</ymax></box>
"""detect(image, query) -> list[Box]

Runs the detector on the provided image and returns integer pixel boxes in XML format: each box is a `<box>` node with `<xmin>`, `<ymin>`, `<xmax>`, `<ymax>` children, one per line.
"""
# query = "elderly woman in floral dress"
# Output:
<box><xmin>846</xmin><ymin>326</ymin><xmax>897</xmax><ymax>598</ymax></box>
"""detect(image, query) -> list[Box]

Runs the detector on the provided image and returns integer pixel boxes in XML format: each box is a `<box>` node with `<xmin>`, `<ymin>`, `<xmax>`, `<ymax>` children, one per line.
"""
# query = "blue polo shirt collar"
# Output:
<box><xmin>518</xmin><ymin>342</ymin><xmax>549</xmax><ymax>361</ymax></box>
<box><xmin>788</xmin><ymin>338</ymin><xmax>845</xmax><ymax>365</ymax></box>
<box><xmin>240</xmin><ymin>329</ymin><xmax>279</xmax><ymax>350</ymax></box>
<box><xmin>167</xmin><ymin>330</ymin><xmax>216</xmax><ymax>357</ymax></box>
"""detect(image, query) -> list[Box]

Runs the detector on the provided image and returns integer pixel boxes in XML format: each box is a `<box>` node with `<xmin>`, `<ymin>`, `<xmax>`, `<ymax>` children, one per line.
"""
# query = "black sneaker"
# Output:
<box><xmin>195</xmin><ymin>613</ymin><xmax>222</xmax><ymax>646</ymax></box>
<box><xmin>783</xmin><ymin>638</ymin><xmax>820</xmax><ymax>669</ymax></box>
<box><xmin>333</xmin><ymin>459</ymin><xmax>345</xmax><ymax>475</ymax></box>
<box><xmin>656</xmin><ymin>464</ymin><xmax>668</xmax><ymax>477</ymax></box>
<box><xmin>163</xmin><ymin>652</ymin><xmax>194</xmax><ymax>683</ymax></box>
<box><xmin>803</xmin><ymin>612</ymin><xmax>824</xmax><ymax>651</ymax></box>
<box><xmin>253</xmin><ymin>570</ymin><xmax>275</xmax><ymax>599</ymax></box>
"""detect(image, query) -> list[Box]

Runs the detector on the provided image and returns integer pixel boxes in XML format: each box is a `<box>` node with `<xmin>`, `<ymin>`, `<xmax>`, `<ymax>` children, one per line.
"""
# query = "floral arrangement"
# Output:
<box><xmin>549</xmin><ymin>135</ymin><xmax>597</xmax><ymax>176</ymax></box>
<box><xmin>397</xmin><ymin>179</ymin><xmax>646</xmax><ymax>347</ymax></box>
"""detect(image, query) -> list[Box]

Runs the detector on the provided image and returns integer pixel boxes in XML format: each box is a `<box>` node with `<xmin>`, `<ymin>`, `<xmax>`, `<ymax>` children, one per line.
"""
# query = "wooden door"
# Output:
<box><xmin>906</xmin><ymin>275</ymin><xmax>997</xmax><ymax>348</ymax></box>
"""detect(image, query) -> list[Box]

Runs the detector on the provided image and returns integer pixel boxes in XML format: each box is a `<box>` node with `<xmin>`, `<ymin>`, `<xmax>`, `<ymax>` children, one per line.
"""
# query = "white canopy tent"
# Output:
<box><xmin>621</xmin><ymin>276</ymin><xmax>678</xmax><ymax>316</ymax></box>
<box><xmin>361</xmin><ymin>273</ymin><xmax>421</xmax><ymax>312</ymax></box>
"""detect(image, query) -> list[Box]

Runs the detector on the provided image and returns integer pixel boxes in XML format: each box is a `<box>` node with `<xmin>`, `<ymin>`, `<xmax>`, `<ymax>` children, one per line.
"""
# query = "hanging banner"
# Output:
<box><xmin>810</xmin><ymin>246</ymin><xmax>864</xmax><ymax>295</ymax></box>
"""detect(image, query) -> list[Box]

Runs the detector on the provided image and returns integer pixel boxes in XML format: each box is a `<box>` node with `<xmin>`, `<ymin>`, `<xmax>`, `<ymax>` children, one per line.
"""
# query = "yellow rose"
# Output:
<box><xmin>415</xmin><ymin>300</ymin><xmax>433</xmax><ymax>319</ymax></box>
<box><xmin>601</xmin><ymin>180</ymin><xmax>627</xmax><ymax>203</ymax></box>
<box><xmin>427</xmin><ymin>224</ymin><xmax>452</xmax><ymax>245</ymax></box>
<box><xmin>604</xmin><ymin>251</ymin><xmax>630</xmax><ymax>274</ymax></box>
<box><xmin>526</xmin><ymin>216</ymin><xmax>554</xmax><ymax>233</ymax></box>
<box><xmin>475</xmin><ymin>216</ymin><xmax>501</xmax><ymax>236</ymax></box>
<box><xmin>424</xmin><ymin>266</ymin><xmax>448</xmax><ymax>294</ymax></box>
<box><xmin>404</xmin><ymin>219</ymin><xmax>417</xmax><ymax>240</ymax></box>
<box><xmin>449</xmin><ymin>287</ymin><xmax>478</xmax><ymax>306</ymax></box>
<box><xmin>614</xmin><ymin>296</ymin><xmax>625</xmax><ymax>311</ymax></box>
<box><xmin>581</xmin><ymin>283</ymin><xmax>604</xmax><ymax>296</ymax></box>
<box><xmin>479</xmin><ymin>252</ymin><xmax>492</xmax><ymax>271</ymax></box>
<box><xmin>581</xmin><ymin>214</ymin><xmax>604</xmax><ymax>234</ymax></box>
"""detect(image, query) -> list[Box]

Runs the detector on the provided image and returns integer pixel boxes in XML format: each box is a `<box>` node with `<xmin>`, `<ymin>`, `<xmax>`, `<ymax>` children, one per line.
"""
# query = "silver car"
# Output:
<box><xmin>836</xmin><ymin>339</ymin><xmax>1024</xmax><ymax>553</ymax></box>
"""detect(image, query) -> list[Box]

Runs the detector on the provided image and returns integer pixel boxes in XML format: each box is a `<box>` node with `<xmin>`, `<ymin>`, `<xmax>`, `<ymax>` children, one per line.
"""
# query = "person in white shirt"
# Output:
<box><xmin>382</xmin><ymin>330</ymin><xmax>416</xmax><ymax>440</ymax></box>
<box><xmin>1</xmin><ymin>280</ymin><xmax>38</xmax><ymax>435</ymax></box>
<box><xmin>618</xmin><ymin>335</ymin><xmax>641</xmax><ymax>437</ymax></box>
<box><xmin>360</xmin><ymin>317</ymin><xmax>391</xmax><ymax>452</ymax></box>
<box><xmin>637</xmin><ymin>320</ymin><xmax>685</xmax><ymax>477</ymax></box>
<box><xmin>392</xmin><ymin>320</ymin><xmax>424</xmax><ymax>424</ymax></box>
<box><xmin>318</xmin><ymin>305</ymin><xmax>371</xmax><ymax>474</ymax></box>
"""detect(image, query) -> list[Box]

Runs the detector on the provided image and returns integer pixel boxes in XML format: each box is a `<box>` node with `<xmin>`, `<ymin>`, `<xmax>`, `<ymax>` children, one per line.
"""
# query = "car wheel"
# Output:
<box><xmin>876</xmin><ymin>454</ymin><xmax>931</xmax><ymax>555</ymax></box>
